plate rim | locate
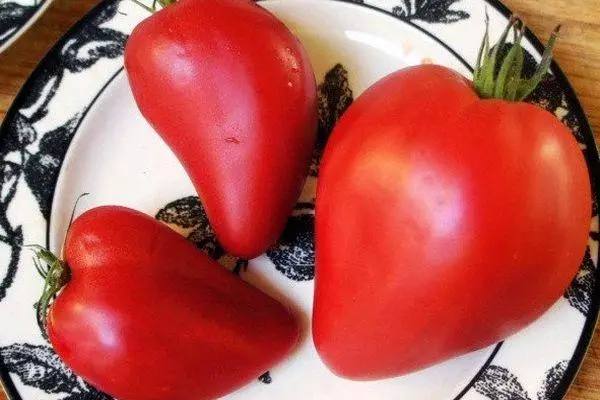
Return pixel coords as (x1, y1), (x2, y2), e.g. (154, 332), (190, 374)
(0, 1), (111, 396)
(0, 0), (598, 399)
(0, 0), (54, 54)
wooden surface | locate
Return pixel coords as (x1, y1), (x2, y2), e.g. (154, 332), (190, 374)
(0, 0), (599, 399)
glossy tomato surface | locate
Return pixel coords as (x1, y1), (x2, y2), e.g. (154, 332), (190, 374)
(125, 0), (318, 259)
(313, 65), (591, 380)
(48, 206), (299, 400)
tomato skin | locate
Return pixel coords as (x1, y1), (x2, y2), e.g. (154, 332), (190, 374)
(125, 0), (318, 259)
(313, 65), (591, 380)
(48, 206), (299, 400)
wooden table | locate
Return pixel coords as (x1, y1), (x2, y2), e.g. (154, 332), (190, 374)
(0, 0), (598, 399)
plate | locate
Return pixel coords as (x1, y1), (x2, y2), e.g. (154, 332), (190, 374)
(0, 0), (52, 53)
(0, 0), (598, 399)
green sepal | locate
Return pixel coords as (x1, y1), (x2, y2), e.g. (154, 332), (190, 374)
(131, 0), (178, 13)
(473, 15), (560, 102)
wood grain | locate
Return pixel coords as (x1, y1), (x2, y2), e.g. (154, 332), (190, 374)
(0, 0), (598, 399)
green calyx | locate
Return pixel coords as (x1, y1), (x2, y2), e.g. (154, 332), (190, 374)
(29, 193), (87, 332)
(28, 245), (70, 332)
(473, 14), (561, 102)
(131, 0), (178, 13)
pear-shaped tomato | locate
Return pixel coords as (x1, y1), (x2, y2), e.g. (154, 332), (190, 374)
(125, 0), (318, 259)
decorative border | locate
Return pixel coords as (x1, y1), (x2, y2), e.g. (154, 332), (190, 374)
(0, 0), (51, 53)
(0, 1), (125, 398)
(0, 0), (597, 399)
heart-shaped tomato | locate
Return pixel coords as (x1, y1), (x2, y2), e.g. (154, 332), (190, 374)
(39, 207), (298, 400)
(313, 63), (591, 379)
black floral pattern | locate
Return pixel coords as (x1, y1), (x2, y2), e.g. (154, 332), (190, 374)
(392, 0), (469, 24)
(265, 63), (354, 280)
(155, 196), (236, 263)
(0, 344), (111, 399)
(311, 63), (354, 176)
(155, 195), (226, 260)
(316, 64), (354, 148)
(0, 0), (127, 307)
(23, 113), (84, 220)
(0, 1), (45, 48)
(475, 361), (570, 400)
(266, 207), (316, 281)
(18, 0), (127, 123)
(0, 92), (38, 303)
(0, 4), (129, 398)
(0, 2), (129, 398)
(564, 248), (596, 315)
(338, 0), (470, 23)
(475, 365), (531, 400)
(537, 361), (568, 400)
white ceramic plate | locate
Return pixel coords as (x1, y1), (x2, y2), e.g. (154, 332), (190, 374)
(0, 1), (598, 399)
(0, 0), (52, 53)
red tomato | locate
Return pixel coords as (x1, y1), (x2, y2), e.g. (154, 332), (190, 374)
(313, 65), (591, 379)
(125, 0), (318, 259)
(43, 206), (298, 400)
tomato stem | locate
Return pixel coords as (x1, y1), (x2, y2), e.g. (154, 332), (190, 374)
(26, 245), (70, 332)
(26, 194), (87, 332)
(130, 0), (177, 13)
(473, 15), (560, 101)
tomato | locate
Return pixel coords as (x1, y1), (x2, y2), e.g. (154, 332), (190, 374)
(38, 206), (298, 400)
(125, 0), (318, 259)
(313, 54), (591, 377)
